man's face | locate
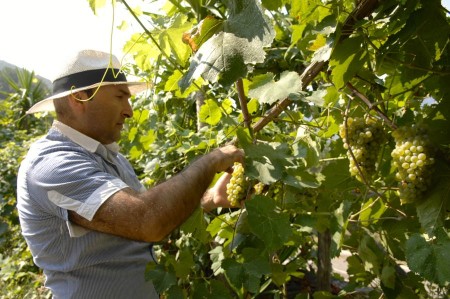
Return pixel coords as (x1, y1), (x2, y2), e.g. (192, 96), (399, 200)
(80, 84), (133, 144)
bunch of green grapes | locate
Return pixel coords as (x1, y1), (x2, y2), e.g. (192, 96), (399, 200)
(391, 125), (435, 204)
(226, 162), (247, 206)
(254, 182), (265, 195)
(339, 116), (386, 182)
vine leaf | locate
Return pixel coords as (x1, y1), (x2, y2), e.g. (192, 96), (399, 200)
(180, 207), (209, 243)
(199, 99), (222, 125)
(311, 41), (333, 64)
(222, 251), (270, 294)
(405, 231), (450, 286)
(179, 0), (275, 91)
(248, 71), (303, 105)
(182, 16), (223, 52)
(329, 35), (367, 90)
(159, 15), (193, 67)
(242, 141), (293, 184)
(145, 264), (177, 293)
(172, 249), (195, 277)
(246, 195), (292, 251)
(261, 0), (283, 10)
(358, 234), (384, 275)
(416, 180), (448, 236)
(87, 0), (106, 15)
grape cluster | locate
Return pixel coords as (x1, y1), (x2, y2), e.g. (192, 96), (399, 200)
(226, 162), (247, 206)
(339, 116), (385, 182)
(254, 182), (265, 195)
(391, 125), (435, 203)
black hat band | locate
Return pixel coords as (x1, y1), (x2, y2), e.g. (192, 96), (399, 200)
(52, 68), (127, 95)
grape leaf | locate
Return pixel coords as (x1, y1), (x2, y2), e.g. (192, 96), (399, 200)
(179, 0), (275, 90)
(359, 198), (388, 227)
(293, 126), (320, 167)
(248, 71), (302, 105)
(221, 249), (271, 293)
(242, 141), (294, 184)
(405, 232), (450, 286)
(172, 249), (195, 277)
(311, 41), (333, 64)
(261, 0), (283, 10)
(329, 35), (367, 90)
(209, 280), (234, 299)
(159, 14), (193, 67)
(380, 264), (396, 289)
(191, 280), (233, 299)
(358, 234), (384, 275)
(180, 207), (209, 243)
(221, 259), (245, 291)
(165, 285), (184, 299)
(416, 162), (450, 236)
(182, 16), (223, 52)
(87, 0), (106, 15)
(246, 195), (292, 251)
(199, 99), (222, 125)
(145, 264), (177, 293)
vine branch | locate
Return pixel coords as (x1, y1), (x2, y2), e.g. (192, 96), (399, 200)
(346, 82), (397, 130)
(252, 0), (382, 133)
(236, 79), (254, 140)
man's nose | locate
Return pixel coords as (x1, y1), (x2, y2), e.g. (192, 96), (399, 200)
(123, 99), (133, 118)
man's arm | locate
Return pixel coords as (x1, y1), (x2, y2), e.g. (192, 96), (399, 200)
(69, 145), (243, 242)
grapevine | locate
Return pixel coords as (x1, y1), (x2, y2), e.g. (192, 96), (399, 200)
(339, 116), (386, 182)
(226, 162), (247, 206)
(391, 124), (435, 204)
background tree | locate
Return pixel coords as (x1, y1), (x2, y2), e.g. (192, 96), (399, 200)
(0, 68), (51, 298)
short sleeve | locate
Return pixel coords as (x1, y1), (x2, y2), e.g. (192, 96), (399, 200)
(27, 146), (129, 222)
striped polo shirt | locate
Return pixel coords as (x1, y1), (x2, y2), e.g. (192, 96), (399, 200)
(16, 121), (158, 299)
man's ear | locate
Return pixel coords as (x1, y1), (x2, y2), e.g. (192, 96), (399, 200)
(67, 92), (87, 112)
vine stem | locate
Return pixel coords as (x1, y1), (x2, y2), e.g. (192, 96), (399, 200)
(121, 0), (182, 73)
(346, 82), (397, 130)
(235, 79), (254, 140)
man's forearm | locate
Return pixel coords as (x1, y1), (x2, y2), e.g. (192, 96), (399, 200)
(139, 155), (217, 240)
(69, 145), (244, 243)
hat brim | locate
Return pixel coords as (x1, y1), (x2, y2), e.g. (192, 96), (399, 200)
(26, 81), (150, 114)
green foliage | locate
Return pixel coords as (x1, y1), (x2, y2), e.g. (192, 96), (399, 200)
(114, 0), (450, 297)
(405, 230), (450, 287)
(0, 68), (52, 297)
(248, 71), (303, 104)
(179, 0), (275, 89)
(2, 0), (450, 297)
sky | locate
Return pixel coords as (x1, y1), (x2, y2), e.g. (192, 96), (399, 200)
(1, 0), (449, 81)
(0, 0), (155, 80)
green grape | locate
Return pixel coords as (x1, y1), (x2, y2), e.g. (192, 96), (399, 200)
(339, 116), (386, 182)
(254, 182), (265, 195)
(226, 162), (246, 206)
(391, 124), (435, 204)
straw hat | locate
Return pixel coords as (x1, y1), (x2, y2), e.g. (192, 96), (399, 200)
(26, 49), (149, 114)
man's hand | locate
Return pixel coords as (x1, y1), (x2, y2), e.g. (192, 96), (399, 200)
(201, 172), (239, 211)
(209, 144), (245, 174)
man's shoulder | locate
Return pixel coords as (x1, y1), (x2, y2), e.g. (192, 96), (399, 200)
(25, 129), (93, 166)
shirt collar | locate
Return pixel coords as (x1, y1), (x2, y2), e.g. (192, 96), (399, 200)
(52, 120), (120, 154)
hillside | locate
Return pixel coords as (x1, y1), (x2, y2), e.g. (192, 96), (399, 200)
(0, 59), (51, 99)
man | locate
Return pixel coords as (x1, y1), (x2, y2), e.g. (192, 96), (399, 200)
(16, 49), (244, 298)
